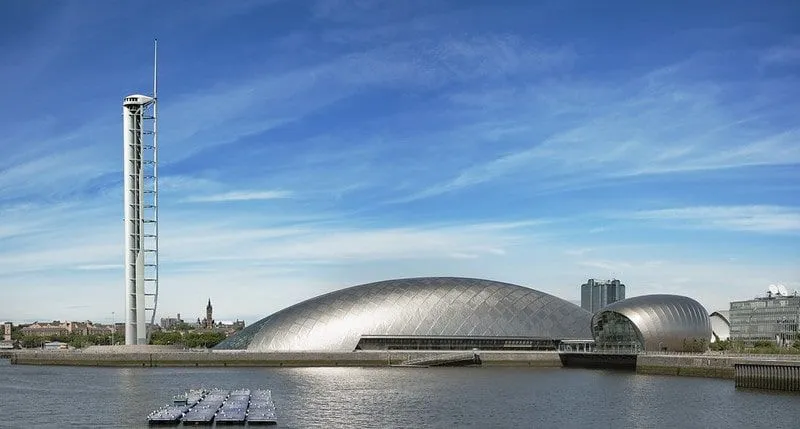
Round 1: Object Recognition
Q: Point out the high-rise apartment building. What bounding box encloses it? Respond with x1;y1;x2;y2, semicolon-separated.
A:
581;279;625;313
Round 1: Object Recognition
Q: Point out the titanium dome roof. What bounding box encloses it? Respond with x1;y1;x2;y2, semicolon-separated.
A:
216;277;592;352
591;294;712;352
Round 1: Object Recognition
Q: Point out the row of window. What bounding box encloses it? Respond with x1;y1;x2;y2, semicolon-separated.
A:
355;337;557;351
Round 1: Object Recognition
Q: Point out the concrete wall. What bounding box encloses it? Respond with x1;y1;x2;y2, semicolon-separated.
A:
9;348;798;390
735;363;800;391
9;350;562;368
637;355;739;378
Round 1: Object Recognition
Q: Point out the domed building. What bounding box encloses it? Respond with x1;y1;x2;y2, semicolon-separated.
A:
215;277;593;352
709;310;730;343
591;294;712;352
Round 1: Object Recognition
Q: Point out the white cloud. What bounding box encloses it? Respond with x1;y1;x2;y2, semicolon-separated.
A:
395;60;800;201
182;190;293;203
760;36;800;66
624;206;800;234
74;264;120;271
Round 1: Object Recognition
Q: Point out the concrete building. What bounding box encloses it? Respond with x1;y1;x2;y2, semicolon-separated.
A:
216;277;593;352
21;321;72;336
591;294;712;352
20;321;115;337
160;314;184;331
0;322;13;349
215;320;246;336
581;278;625;313
729;287;800;347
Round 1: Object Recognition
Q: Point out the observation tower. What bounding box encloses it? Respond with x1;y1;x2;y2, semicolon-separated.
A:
123;41;159;345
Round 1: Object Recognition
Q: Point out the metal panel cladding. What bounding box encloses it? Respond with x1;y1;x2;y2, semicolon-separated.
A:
592;294;712;352
216;277;593;351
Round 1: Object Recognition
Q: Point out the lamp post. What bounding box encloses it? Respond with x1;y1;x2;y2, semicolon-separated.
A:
111;312;115;346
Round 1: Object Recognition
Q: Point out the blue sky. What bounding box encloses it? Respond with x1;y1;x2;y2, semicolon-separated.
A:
1;0;798;325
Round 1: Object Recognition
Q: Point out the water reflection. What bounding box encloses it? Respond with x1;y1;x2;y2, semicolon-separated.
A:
1;362;798;428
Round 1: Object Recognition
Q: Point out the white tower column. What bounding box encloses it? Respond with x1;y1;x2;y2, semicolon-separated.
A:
123;94;156;345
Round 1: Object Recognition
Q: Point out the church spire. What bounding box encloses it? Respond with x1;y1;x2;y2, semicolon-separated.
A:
205;298;213;329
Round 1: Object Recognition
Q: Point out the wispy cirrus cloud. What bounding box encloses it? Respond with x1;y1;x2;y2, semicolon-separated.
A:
182;190;293;203
394;59;800;202
760;36;800;66
622;206;800;234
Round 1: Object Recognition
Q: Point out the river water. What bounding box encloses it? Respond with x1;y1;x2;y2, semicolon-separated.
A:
0;359;797;428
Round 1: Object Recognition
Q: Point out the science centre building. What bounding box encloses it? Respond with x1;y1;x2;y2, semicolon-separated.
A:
216;277;712;353
216;277;593;352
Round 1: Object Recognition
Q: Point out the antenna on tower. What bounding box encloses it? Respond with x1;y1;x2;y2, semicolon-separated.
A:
153;39;158;100
148;38;160;344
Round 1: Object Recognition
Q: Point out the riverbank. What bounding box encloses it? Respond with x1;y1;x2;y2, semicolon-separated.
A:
6;349;800;384
6;349;563;368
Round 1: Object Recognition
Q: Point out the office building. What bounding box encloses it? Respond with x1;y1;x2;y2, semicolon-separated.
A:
729;286;800;347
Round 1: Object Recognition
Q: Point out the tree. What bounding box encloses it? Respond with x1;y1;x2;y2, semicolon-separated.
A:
183;331;226;348
150;331;183;346
21;335;45;349
710;339;731;351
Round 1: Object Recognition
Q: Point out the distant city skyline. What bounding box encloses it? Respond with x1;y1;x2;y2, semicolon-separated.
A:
1;1;798;323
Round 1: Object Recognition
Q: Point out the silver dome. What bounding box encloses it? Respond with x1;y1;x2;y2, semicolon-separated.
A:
591;294;712;352
217;277;592;351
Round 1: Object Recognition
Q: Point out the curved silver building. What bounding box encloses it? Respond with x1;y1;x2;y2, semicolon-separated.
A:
709;310;730;343
591;294;712;352
216;277;592;352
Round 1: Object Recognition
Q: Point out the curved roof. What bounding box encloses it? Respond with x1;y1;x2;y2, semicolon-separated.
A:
123;94;154;106
709;311;730;342
216;277;592;352
592;294;712;352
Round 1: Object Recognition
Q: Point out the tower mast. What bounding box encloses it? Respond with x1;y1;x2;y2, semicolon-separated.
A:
122;40;159;345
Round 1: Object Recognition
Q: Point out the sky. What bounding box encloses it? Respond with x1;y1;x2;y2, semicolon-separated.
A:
1;0;798;325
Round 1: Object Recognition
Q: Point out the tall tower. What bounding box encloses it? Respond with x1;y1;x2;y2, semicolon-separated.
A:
581;278;625;313
123;41;160;345
206;299;213;329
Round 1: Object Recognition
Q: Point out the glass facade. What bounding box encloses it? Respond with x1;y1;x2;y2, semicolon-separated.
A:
580;279;625;313
591;311;642;352
729;296;800;346
356;336;557;351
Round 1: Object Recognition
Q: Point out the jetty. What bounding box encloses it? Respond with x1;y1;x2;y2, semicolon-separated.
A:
147;389;209;425
246;390;277;425
215;389;250;424
393;351;481;367
147;388;277;426
182;389;229;425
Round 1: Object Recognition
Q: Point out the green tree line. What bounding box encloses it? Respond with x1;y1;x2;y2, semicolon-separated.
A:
18;333;115;349
150;331;226;348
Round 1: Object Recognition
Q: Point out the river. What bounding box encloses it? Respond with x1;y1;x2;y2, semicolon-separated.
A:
0;359;797;428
